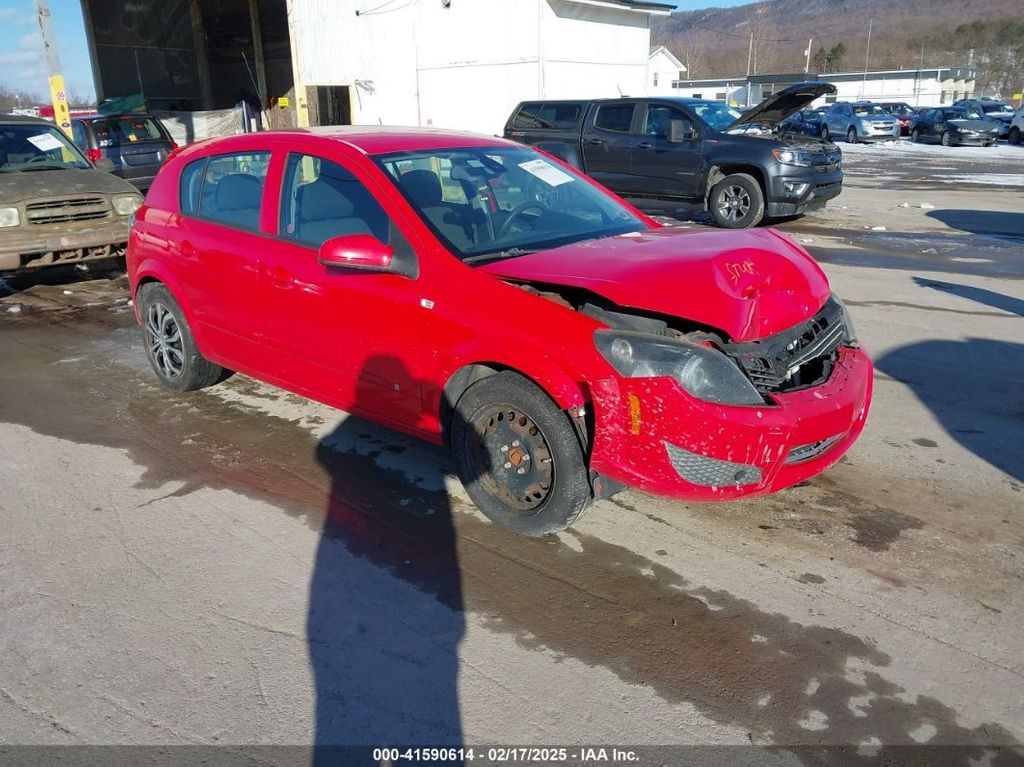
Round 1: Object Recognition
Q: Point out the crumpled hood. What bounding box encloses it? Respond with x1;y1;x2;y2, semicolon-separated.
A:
0;168;139;204
479;227;831;342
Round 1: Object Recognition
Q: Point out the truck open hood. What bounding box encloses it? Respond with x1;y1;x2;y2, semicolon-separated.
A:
478;227;831;342
727;81;836;131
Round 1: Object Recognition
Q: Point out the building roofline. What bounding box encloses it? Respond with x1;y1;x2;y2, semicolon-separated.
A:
563;0;674;15
649;45;685;70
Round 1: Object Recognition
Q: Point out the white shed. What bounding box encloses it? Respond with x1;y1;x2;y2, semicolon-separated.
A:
647;45;685;95
287;0;673;135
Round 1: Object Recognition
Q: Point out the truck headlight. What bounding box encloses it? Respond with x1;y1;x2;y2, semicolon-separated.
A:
112;195;143;216
0;207;20;228
772;148;812;167
595;330;763;406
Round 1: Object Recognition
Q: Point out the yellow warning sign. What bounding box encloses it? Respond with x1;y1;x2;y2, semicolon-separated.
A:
48;74;72;137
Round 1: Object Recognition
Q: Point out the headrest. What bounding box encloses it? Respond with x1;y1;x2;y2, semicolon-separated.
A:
299;178;356;221
215;174;261;211
399;169;442;207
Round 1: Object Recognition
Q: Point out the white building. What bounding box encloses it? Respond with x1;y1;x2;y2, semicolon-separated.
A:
647;45;685;95
288;0;673;135
670;68;978;108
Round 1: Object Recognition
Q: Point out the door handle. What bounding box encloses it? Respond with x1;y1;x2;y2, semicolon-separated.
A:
584;138;604;146
637;141;653;149
266;265;294;288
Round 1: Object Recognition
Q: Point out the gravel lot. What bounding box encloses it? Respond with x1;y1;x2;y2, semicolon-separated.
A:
1;140;1022;763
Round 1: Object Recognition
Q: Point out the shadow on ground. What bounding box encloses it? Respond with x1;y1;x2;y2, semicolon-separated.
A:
926;209;1024;240
913;276;1024;317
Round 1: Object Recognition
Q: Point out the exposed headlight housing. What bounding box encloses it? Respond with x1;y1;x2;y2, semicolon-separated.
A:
832;295;858;344
0;207;20;228
772;147;813;167
112;195;143;216
594;330;763;406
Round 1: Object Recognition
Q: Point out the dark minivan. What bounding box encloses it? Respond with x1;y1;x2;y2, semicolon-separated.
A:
71;114;177;191
504;82;842;229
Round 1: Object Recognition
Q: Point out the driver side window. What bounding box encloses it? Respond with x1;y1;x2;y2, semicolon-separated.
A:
643;106;693;137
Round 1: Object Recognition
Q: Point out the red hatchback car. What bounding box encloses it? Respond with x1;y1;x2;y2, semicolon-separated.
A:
127;127;872;535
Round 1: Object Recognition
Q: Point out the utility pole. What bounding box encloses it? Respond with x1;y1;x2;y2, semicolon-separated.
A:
745;32;753;107
804;37;812;75
915;43;925;106
35;0;72;136
860;19;873;100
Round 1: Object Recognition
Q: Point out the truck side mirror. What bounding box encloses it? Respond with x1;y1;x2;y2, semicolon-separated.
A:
668;120;695;143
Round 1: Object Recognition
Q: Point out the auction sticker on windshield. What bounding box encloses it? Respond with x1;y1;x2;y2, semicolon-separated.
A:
518;158;574;187
26;133;65;152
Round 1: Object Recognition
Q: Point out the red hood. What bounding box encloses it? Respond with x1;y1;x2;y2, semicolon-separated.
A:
479;227;830;342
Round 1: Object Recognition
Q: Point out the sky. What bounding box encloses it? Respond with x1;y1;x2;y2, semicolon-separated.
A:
0;0;95;102
0;0;751;105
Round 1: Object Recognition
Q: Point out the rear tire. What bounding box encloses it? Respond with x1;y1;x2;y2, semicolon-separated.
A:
846;126;858;143
1008;127;1021;145
449;371;591;536
137;282;225;391
709;173;765;229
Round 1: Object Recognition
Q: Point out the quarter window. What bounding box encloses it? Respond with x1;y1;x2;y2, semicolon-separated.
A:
279;153;390;247
594;104;634;132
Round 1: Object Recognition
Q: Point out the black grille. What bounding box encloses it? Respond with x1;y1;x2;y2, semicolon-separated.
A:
725;298;848;393
25;197;111;225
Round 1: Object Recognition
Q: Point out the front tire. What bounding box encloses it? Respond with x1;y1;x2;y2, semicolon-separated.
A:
911;128;921;143
847;126;858;143
1010;127;1022;145
137;282;225;391
941;131;953;147
449;371;591;536
709;173;765;229
821;124;830;141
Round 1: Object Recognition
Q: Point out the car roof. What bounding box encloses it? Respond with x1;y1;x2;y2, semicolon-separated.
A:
0;114;54;126
76;113;155;121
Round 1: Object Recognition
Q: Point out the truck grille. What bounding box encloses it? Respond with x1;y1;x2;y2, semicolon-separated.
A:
724;298;848;394
24;197;111;225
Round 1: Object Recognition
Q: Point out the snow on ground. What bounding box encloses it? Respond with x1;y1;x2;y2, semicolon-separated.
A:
838;139;1024;162
932;173;1024;187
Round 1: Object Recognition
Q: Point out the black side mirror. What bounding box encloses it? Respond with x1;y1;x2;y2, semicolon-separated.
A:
667;119;695;143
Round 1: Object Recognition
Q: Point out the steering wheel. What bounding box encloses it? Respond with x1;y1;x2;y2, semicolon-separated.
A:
496;201;548;239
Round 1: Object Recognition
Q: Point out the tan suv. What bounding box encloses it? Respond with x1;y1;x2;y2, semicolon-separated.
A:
0;114;143;272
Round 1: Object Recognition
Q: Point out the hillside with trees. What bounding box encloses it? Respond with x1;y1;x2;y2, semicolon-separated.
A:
653;0;1024;96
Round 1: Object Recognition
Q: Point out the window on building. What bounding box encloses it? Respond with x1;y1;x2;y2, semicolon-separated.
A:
594;104;635;132
280;153;390;247
825;95;837;104
653;73;659;87
692;93;702;99
715;92;727;101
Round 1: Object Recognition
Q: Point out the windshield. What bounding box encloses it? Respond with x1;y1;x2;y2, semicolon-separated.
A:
689;101;743;131
883;104;914;116
376;147;645;263
0;123;91;172
946;109;982;120
89;116;167;146
852;105;887;117
981;103;1012;114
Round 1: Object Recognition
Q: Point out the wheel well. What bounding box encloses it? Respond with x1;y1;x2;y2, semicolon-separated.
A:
134;275;162;298
440;363;590;449
705;165;765;200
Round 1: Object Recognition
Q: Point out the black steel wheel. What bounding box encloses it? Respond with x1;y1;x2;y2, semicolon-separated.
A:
449;371;590;536
137;282;226;391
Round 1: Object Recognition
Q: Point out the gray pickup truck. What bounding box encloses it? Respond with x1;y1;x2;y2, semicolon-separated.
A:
504;82;843;229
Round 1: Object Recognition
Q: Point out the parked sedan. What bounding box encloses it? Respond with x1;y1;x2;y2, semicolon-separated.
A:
779;108;828;137
127;128;871;536
71;113;177;191
877;102;916;135
0;115;143;272
952;98;1015;138
822;102;900;143
909;107;1000;146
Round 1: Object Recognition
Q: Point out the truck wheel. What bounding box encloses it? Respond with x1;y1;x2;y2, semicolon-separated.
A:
709;173;764;229
137;282;226;391
846;126;858;143
448;371;591;536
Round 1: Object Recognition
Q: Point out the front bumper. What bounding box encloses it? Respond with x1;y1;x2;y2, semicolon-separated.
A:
950;132;998;145
589;347;872;501
766;166;843;217
0;219;130;272
857;125;900;141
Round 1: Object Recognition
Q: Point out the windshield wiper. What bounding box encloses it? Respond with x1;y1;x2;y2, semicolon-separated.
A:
463;247;537;265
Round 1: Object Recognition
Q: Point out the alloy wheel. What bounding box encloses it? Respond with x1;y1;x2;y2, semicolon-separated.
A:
145;302;185;380
717;186;751;223
470;406;554;511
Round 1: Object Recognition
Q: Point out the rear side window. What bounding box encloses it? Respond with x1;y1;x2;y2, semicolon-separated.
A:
512;102;582;130
594;104;634;132
90;116;167;146
179;151;270;230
